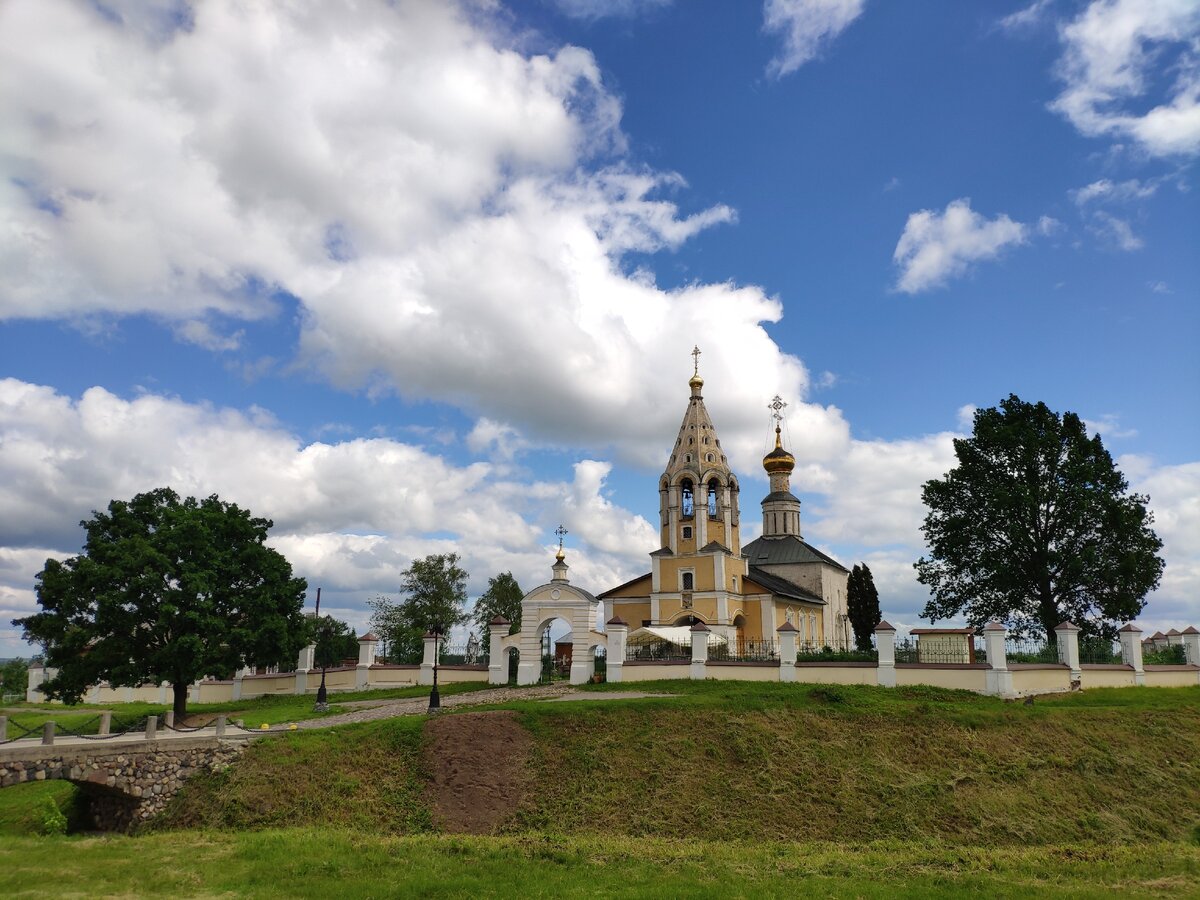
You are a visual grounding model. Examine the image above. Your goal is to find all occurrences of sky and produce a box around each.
[1,0,1197,656]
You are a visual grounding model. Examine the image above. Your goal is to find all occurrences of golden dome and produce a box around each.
[762,426,795,474]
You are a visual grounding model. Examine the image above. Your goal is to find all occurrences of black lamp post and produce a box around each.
[428,625,443,711]
[314,587,329,712]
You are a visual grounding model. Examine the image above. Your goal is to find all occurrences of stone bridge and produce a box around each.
[0,735,251,831]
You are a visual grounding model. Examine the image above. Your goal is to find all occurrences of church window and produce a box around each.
[681,479,694,517]
[688,437,693,445]
[682,526,692,539]
[706,453,713,463]
[707,479,719,517]
[731,575,737,591]
[682,571,694,591]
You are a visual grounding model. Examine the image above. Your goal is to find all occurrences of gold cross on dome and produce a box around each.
[768,395,787,424]
[554,525,568,552]
[691,345,701,375]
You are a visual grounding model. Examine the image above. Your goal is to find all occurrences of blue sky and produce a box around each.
[1,0,1197,655]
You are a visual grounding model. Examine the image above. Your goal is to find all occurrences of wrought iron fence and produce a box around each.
[1005,638,1060,664]
[1079,637,1123,665]
[894,637,983,665]
[710,639,780,662]
[439,644,489,666]
[1143,644,1187,665]
[625,639,691,662]
[795,641,878,662]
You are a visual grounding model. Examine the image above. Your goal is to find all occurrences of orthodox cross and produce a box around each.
[768,395,787,425]
[691,345,701,375]
[554,524,568,552]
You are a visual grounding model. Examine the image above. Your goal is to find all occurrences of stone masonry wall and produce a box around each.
[0,739,248,832]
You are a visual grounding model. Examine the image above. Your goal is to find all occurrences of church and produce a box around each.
[597,356,851,650]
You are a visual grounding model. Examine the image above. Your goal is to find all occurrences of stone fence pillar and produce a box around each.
[295,643,315,695]
[1181,627,1200,670]
[606,617,628,684]
[487,617,511,685]
[26,665,49,704]
[984,621,1013,698]
[690,622,709,680]
[99,711,112,735]
[145,716,158,741]
[41,721,54,745]
[0,716,6,742]
[1054,621,1081,686]
[1119,624,1144,685]
[419,633,438,687]
[777,622,798,683]
[357,632,379,689]
[875,621,896,688]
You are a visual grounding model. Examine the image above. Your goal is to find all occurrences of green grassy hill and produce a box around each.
[3,682,1199,897]
[158,681,1200,845]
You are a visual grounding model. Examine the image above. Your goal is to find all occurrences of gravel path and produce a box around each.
[295,683,577,729]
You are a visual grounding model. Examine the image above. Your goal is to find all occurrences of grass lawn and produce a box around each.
[0,829,1197,898]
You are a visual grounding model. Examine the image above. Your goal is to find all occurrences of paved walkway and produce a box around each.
[1,685,675,754]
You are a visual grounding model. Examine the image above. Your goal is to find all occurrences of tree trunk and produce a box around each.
[172,680,189,719]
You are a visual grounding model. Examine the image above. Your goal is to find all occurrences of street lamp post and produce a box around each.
[428,625,443,711]
[314,587,329,712]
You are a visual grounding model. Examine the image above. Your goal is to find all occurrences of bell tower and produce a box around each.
[659,347,741,555]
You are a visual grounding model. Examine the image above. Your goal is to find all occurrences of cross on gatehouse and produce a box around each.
[691,345,701,375]
[554,524,568,552]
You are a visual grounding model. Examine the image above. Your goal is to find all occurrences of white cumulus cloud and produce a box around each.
[892,199,1028,294]
[1051,0,1200,157]
[763,0,867,77]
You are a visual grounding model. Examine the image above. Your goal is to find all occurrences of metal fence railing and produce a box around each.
[1079,638,1123,665]
[795,641,878,662]
[895,637,984,665]
[439,644,489,666]
[710,640,780,662]
[1004,638,1060,664]
[625,640,691,662]
[1143,644,1187,665]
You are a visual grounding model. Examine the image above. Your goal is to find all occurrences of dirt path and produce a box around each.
[423,711,532,833]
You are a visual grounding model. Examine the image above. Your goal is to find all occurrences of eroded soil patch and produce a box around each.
[423,711,532,834]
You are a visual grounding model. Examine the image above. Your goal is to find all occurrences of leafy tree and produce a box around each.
[915,395,1164,642]
[846,563,881,652]
[310,615,358,670]
[14,488,309,717]
[369,553,468,663]
[1,658,29,700]
[472,571,523,639]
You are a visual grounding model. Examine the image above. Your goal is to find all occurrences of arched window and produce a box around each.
[682,571,694,591]
[681,479,694,517]
[708,478,719,517]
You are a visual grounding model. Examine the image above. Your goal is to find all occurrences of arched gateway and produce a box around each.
[489,550,608,686]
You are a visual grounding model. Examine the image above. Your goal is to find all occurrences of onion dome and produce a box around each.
[762,426,795,475]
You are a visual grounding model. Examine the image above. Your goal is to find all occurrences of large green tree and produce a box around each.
[310,615,359,670]
[472,571,523,639]
[847,563,881,652]
[915,395,1164,642]
[369,553,468,663]
[15,488,308,717]
[1,658,29,701]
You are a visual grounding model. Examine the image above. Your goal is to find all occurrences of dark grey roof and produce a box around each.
[700,540,731,554]
[760,491,800,504]
[745,566,825,605]
[649,546,675,557]
[740,534,849,572]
